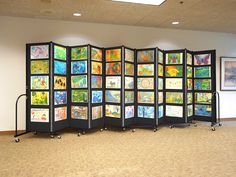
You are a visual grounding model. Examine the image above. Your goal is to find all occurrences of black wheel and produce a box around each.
[50,135,54,138]
[78,133,81,137]
[100,129,103,132]
[132,129,135,132]
[194,124,197,127]
[169,125,173,129]
[154,128,157,132]
[82,131,85,135]
[57,136,61,139]
[219,123,222,126]
[122,128,126,131]
[104,127,107,130]
[33,131,37,135]
[15,138,20,143]
[211,127,216,131]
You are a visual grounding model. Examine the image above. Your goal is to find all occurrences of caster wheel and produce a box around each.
[33,131,37,135]
[50,135,54,138]
[78,133,81,137]
[57,136,61,139]
[15,138,20,143]
[100,129,103,132]
[211,127,216,131]
[104,127,107,130]
[122,128,126,131]
[132,129,135,132]
[194,124,197,127]
[169,126,173,129]
[154,128,157,132]
[219,123,222,126]
[82,131,86,135]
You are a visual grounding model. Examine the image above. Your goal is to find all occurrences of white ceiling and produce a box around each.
[0,0,236,34]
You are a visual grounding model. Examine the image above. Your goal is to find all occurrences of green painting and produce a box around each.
[187,66,192,78]
[31,91,49,105]
[166,92,183,104]
[194,67,211,78]
[71,46,88,60]
[71,75,87,88]
[54,45,66,60]
[31,60,49,74]
[165,66,183,77]
[166,53,183,64]
[194,79,211,90]
[71,90,88,103]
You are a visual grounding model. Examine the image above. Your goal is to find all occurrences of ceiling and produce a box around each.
[0,0,236,34]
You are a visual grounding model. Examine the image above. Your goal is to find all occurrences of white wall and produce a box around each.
[0,16,236,131]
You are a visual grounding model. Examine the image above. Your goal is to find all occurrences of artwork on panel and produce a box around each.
[125,106,134,119]
[54,76,66,90]
[31,60,49,74]
[138,64,154,76]
[158,92,163,104]
[138,92,154,104]
[54,91,67,105]
[31,91,49,105]
[165,66,183,77]
[166,92,183,104]
[137,78,154,90]
[187,92,193,104]
[195,93,212,104]
[125,48,134,62]
[71,90,88,103]
[31,108,49,122]
[91,47,102,61]
[55,107,67,121]
[158,106,164,118]
[92,106,103,120]
[137,50,154,63]
[31,76,49,90]
[187,79,193,90]
[105,105,121,118]
[165,105,183,118]
[71,47,88,60]
[106,62,121,75]
[92,91,103,103]
[158,78,163,90]
[71,75,87,88]
[165,78,182,90]
[71,61,87,74]
[91,76,102,88]
[125,77,134,89]
[106,49,121,61]
[166,53,183,64]
[195,104,212,117]
[194,79,211,90]
[138,106,154,118]
[158,64,163,77]
[220,58,236,90]
[54,61,66,75]
[188,105,193,117]
[194,67,211,78]
[125,63,134,75]
[105,90,120,103]
[54,45,66,60]
[187,53,192,65]
[31,45,49,59]
[92,61,103,75]
[194,54,211,65]
[125,91,134,103]
[106,76,121,88]
[187,66,192,78]
[71,106,87,119]
[158,51,164,64]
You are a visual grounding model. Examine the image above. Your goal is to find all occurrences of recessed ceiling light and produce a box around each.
[112,0,166,6]
[172,21,179,25]
[73,12,81,17]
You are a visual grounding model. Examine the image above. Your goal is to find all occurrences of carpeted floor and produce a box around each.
[1,125,236,177]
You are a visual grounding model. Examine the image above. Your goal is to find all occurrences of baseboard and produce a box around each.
[0,130,25,135]
[220,118,236,121]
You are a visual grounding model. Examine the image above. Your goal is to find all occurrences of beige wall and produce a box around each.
[0,16,236,131]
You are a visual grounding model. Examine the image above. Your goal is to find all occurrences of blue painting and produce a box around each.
[194,67,211,78]
[195,104,212,117]
[138,106,154,118]
[158,106,163,118]
[54,61,66,75]
[92,91,103,103]
[71,61,87,74]
[54,91,67,105]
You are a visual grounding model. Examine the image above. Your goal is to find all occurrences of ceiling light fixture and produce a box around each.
[112,0,166,6]
[172,21,179,25]
[73,12,81,17]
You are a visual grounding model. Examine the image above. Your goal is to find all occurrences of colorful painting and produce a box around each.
[125,63,134,75]
[194,54,211,65]
[195,104,212,117]
[31,91,49,105]
[106,90,120,103]
[221,58,236,90]
[138,92,154,104]
[158,64,163,77]
[71,106,87,119]
[54,91,67,105]
[194,79,211,90]
[137,78,154,90]
[187,66,192,78]
[188,105,193,117]
[71,47,87,60]
[31,60,49,74]
[71,90,88,103]
[195,93,212,104]
[165,66,183,77]
[194,67,211,78]
[92,62,103,75]
[106,62,121,75]
[31,108,49,122]
[71,61,87,74]
[187,53,192,65]
[158,106,164,118]
[55,107,67,121]
[125,91,134,103]
[92,106,103,120]
[125,48,134,62]
[165,78,182,90]
[166,92,183,104]
[125,77,134,89]
[54,45,66,60]
[105,105,121,118]
[137,50,154,63]
[187,79,193,90]
[106,49,121,61]
[31,45,49,59]
[187,92,193,104]
[166,53,183,64]
[54,61,66,75]
[91,76,102,88]
[71,75,87,88]
[31,76,49,90]
[125,106,134,119]
[54,76,66,90]
[91,47,102,61]
[158,51,163,64]
[158,78,163,90]
[158,92,163,104]
[138,106,154,118]
[138,64,154,76]
[166,105,183,118]
[106,76,121,88]
[92,91,103,103]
